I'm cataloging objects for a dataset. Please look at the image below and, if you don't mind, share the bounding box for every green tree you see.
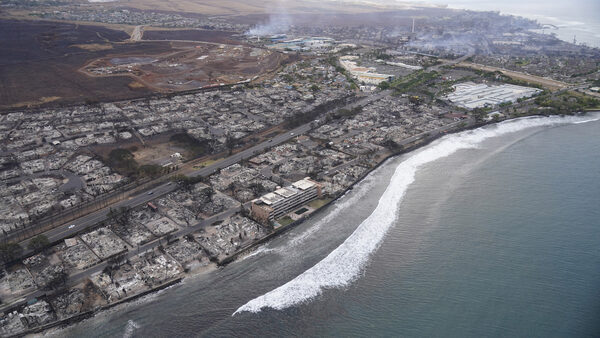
[0,243,23,264]
[108,206,132,227]
[225,135,237,155]
[377,81,390,90]
[44,270,68,291]
[28,235,50,251]
[138,164,164,178]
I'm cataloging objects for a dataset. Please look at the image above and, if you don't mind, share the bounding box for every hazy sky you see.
[419,0,600,46]
[346,0,600,47]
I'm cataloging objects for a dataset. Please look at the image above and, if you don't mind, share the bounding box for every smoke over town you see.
[246,1,293,36]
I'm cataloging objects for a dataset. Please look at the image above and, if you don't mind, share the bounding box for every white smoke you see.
[234,114,600,315]
[408,32,481,54]
[246,1,293,36]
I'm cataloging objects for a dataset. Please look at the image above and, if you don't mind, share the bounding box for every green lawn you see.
[194,158,221,168]
[308,198,332,209]
[277,216,295,227]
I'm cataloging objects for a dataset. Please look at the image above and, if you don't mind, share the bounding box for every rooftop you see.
[255,177,319,205]
[292,177,317,191]
[275,187,297,198]
[259,192,284,205]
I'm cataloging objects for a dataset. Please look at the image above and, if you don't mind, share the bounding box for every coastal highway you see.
[2,207,240,313]
[15,91,389,256]
[15,122,315,253]
[188,123,313,177]
[3,106,472,312]
[18,182,178,250]
[432,51,474,71]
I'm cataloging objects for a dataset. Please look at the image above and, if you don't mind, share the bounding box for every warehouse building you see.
[445,81,542,109]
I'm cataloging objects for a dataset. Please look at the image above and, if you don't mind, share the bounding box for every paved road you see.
[432,52,474,71]
[2,207,240,312]
[20,183,179,247]
[16,92,388,256]
[4,92,466,311]
[397,118,475,147]
[16,123,314,252]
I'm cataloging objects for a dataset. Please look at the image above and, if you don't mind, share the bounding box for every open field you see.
[92,132,193,169]
[142,29,239,44]
[0,19,169,110]
[0,10,139,35]
[0,19,286,109]
[81,40,287,92]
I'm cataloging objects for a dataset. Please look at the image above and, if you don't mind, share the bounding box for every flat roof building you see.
[444,82,542,109]
[251,177,322,224]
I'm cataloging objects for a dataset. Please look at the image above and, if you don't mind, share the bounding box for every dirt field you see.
[142,29,240,44]
[92,132,200,169]
[0,19,292,109]
[0,19,176,110]
[81,41,287,92]
[132,142,187,165]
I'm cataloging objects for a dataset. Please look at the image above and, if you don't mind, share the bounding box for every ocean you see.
[57,113,600,337]
[432,0,600,48]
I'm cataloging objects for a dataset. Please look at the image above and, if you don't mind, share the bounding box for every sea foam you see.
[234,114,600,315]
[122,320,140,338]
[283,171,377,250]
[240,166,378,262]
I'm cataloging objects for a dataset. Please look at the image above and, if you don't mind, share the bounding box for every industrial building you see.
[339,56,394,85]
[267,37,336,51]
[445,81,542,109]
[251,177,322,224]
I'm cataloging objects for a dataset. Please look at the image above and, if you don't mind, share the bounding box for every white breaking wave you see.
[234,114,600,315]
[122,320,140,338]
[240,170,378,261]
[573,116,600,124]
[283,173,376,250]
[240,245,276,261]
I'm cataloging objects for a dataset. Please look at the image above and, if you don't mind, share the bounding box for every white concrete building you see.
[251,177,322,224]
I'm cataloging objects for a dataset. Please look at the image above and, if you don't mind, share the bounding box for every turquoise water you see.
[60,115,600,337]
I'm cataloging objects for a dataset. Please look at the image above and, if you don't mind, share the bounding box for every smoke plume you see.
[246,0,293,36]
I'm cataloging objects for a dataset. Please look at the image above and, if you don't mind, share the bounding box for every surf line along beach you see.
[12,113,599,336]
[234,112,600,315]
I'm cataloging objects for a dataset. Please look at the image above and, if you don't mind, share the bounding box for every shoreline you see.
[10,112,591,337]
[13,278,182,338]
[219,117,487,266]
[213,111,598,267]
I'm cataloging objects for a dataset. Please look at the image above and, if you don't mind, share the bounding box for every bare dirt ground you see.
[142,29,240,44]
[0,19,286,110]
[0,19,172,110]
[133,142,188,165]
[81,41,287,92]
[92,132,193,168]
